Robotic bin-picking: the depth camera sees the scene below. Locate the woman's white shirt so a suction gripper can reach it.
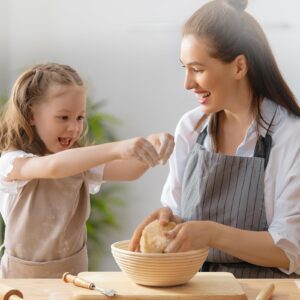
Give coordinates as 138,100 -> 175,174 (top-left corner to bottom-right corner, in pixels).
161,99 -> 300,275
0,150 -> 104,224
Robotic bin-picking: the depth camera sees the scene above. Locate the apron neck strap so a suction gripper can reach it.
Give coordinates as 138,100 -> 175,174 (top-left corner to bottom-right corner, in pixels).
196,126 -> 208,145
254,105 -> 278,169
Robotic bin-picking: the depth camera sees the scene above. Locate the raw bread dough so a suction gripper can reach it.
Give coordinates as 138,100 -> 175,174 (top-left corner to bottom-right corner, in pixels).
140,220 -> 176,253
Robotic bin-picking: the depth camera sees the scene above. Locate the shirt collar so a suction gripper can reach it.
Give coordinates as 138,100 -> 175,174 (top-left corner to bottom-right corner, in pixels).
200,98 -> 281,155
202,98 -> 280,138
256,98 -> 280,137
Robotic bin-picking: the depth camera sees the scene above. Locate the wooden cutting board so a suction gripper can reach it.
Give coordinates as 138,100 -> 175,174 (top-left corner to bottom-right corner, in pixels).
70,272 -> 247,300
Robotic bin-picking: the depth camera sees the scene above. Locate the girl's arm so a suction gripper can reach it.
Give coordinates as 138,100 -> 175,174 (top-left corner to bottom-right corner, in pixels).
164,221 -> 289,269
103,159 -> 148,181
6,137 -> 160,181
103,133 -> 174,181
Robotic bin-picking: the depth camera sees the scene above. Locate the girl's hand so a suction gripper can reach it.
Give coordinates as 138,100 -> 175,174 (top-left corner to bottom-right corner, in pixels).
147,133 -> 174,164
163,221 -> 216,252
128,207 -> 181,252
118,137 -> 160,167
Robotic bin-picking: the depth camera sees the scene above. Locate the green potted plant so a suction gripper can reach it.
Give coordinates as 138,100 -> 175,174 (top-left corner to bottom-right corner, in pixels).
0,96 -> 124,270
84,100 -> 124,269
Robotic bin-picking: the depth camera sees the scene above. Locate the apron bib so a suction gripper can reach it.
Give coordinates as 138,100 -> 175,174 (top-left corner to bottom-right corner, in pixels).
181,116 -> 299,278
1,174 -> 90,278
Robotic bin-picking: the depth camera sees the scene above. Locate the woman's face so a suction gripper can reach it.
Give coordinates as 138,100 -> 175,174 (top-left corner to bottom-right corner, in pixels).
30,84 -> 86,154
180,35 -> 241,114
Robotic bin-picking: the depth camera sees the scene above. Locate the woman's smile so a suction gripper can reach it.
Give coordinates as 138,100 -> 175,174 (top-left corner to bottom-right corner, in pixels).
194,90 -> 211,104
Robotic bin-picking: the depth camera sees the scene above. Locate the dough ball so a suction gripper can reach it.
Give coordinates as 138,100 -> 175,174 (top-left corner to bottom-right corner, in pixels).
140,220 -> 176,253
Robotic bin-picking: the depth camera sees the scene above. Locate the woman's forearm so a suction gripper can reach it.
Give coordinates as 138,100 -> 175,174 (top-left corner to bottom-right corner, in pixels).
210,222 -> 289,269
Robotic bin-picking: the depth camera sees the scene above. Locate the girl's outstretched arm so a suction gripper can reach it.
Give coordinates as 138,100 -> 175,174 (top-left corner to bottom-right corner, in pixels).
103,133 -> 174,181
102,159 -> 149,181
5,137 -> 160,181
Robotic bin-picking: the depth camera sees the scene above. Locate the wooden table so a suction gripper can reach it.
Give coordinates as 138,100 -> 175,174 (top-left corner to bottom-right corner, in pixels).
240,279 -> 300,299
1,272 -> 300,299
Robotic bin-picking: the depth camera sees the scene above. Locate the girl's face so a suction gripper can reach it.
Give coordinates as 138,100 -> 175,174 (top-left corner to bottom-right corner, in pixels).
180,35 -> 242,114
30,84 -> 86,154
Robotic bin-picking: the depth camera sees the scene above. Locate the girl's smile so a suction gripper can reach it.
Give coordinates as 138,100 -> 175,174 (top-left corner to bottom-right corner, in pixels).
58,137 -> 73,149
30,84 -> 86,153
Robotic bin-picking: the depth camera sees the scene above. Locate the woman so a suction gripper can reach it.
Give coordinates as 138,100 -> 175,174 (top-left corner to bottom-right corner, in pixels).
129,0 -> 300,278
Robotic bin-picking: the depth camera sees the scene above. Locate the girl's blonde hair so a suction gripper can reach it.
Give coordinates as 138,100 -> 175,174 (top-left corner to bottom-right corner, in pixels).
0,63 -> 85,155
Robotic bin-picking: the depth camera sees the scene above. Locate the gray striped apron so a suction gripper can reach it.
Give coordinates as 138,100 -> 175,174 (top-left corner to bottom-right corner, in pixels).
181,121 -> 299,278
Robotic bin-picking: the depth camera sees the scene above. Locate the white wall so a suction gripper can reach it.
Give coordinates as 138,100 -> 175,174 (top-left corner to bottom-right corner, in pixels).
1,0 -> 300,270
0,0 -> 10,95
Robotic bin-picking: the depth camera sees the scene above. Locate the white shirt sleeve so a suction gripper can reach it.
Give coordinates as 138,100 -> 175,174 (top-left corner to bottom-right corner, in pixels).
0,150 -> 36,195
84,164 -> 105,195
267,126 -> 300,275
161,107 -> 204,217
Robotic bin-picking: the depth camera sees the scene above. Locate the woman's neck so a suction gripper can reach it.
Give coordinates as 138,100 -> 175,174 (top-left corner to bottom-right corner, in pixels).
216,94 -> 254,155
220,107 -> 253,129
221,86 -> 254,127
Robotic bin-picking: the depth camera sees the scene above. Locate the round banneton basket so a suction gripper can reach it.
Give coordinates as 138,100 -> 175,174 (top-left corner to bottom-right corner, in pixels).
111,240 -> 208,287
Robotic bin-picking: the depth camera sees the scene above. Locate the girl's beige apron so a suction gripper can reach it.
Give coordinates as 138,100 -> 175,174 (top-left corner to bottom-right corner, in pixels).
1,172 -> 98,278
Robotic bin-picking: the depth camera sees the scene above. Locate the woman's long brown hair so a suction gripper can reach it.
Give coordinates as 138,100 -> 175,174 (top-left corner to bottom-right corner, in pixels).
183,0 -> 300,150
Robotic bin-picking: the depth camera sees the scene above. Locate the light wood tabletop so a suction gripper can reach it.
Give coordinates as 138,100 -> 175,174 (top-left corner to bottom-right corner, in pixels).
0,272 -> 299,299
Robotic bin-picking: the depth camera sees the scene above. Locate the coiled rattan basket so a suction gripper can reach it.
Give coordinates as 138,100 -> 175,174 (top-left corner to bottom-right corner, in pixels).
111,240 -> 208,287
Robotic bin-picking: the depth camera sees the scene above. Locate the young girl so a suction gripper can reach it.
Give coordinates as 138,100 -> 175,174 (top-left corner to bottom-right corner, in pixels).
0,62 -> 174,278
130,0 -> 300,278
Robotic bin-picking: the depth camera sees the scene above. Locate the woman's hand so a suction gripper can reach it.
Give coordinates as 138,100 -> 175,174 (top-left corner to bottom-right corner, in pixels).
147,133 -> 174,164
128,207 -> 182,252
164,220 -> 216,252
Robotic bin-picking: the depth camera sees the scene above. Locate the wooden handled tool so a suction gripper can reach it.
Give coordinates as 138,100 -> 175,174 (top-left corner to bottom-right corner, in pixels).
0,282 -> 23,300
63,272 -> 116,297
256,283 -> 275,300
63,272 -> 93,290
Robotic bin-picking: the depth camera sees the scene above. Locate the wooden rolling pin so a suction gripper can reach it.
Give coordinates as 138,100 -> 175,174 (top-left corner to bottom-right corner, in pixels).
0,283 -> 23,300
256,283 -> 275,300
